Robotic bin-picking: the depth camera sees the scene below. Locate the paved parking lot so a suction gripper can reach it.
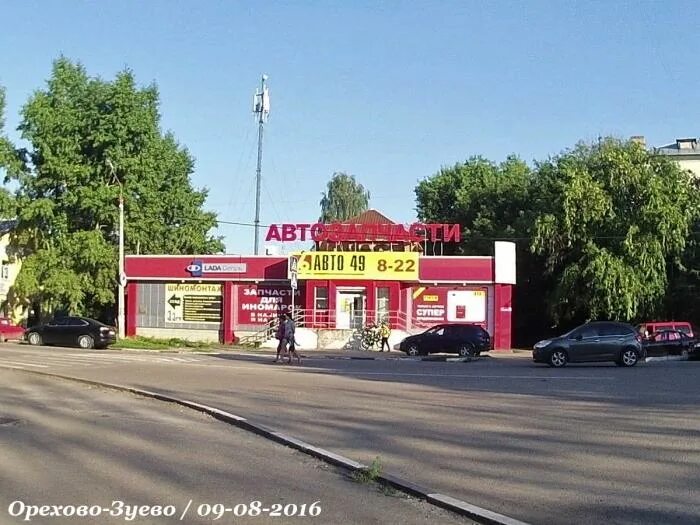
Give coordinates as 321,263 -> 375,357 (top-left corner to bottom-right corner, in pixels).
1,344 -> 699,524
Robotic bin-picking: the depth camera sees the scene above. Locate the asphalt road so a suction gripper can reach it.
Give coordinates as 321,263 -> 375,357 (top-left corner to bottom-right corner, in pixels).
1,344 -> 699,524
0,368 -> 468,525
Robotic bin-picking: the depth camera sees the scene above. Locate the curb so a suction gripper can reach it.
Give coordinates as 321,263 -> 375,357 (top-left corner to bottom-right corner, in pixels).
0,365 -> 530,525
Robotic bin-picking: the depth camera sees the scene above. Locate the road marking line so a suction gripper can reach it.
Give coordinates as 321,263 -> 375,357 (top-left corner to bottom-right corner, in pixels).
0,360 -> 49,368
335,372 -> 615,379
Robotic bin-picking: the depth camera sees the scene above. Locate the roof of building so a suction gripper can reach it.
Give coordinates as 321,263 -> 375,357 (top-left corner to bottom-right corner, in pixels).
345,209 -> 396,225
656,137 -> 700,157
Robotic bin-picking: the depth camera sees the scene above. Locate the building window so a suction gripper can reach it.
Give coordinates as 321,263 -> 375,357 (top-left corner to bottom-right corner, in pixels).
1,262 -> 8,280
314,287 -> 328,310
376,287 -> 390,323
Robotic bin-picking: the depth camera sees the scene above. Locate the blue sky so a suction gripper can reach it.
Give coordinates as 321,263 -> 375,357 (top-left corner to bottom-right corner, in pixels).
1,1 -> 699,254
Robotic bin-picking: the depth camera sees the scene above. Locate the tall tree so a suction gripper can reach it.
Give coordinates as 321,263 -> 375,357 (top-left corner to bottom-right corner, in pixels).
665,180 -> 700,326
416,156 -> 551,344
0,86 -> 20,215
319,172 -> 370,222
6,58 -> 224,318
532,138 -> 696,324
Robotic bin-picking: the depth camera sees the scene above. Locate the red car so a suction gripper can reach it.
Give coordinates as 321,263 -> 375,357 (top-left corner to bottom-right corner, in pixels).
0,317 -> 25,342
637,321 -> 694,339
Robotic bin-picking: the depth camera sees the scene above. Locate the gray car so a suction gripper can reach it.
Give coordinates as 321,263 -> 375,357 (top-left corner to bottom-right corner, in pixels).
533,321 -> 644,367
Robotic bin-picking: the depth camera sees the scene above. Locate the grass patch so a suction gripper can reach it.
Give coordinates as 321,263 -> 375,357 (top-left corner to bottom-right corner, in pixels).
112,336 -> 217,351
353,456 -> 383,484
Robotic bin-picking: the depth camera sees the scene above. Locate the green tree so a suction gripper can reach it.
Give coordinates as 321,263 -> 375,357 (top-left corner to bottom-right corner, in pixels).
416,156 -> 533,254
6,58 -> 223,318
415,156 -> 551,344
665,180 -> 700,326
0,86 -> 19,215
319,172 -> 370,222
532,138 -> 697,324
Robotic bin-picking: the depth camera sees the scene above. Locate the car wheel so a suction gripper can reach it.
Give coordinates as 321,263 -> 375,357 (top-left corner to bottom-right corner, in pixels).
406,345 -> 421,357
620,348 -> 639,367
548,349 -> 568,368
458,344 -> 474,358
27,332 -> 42,346
78,335 -> 94,349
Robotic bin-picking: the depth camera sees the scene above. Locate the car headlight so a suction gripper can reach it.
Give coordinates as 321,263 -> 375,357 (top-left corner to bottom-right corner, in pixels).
534,340 -> 552,349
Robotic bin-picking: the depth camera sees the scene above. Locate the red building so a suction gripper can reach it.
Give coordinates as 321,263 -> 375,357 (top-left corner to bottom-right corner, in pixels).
123,212 -> 516,350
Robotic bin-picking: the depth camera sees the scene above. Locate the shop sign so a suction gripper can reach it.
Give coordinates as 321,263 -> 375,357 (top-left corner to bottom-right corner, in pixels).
294,251 -> 419,281
165,283 -> 222,324
413,287 -> 447,322
186,259 -> 247,277
238,285 -> 300,324
412,287 -> 487,324
266,223 -> 460,243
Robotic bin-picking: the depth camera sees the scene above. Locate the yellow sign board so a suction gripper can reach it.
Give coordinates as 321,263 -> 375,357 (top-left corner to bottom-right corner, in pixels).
165,283 -> 222,324
294,252 -> 419,281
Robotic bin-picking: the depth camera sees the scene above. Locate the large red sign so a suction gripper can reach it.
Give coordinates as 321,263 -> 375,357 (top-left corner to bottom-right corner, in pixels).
237,284 -> 301,325
265,223 -> 460,243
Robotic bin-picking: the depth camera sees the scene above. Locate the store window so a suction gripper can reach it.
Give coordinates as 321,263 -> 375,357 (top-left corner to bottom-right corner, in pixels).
315,287 -> 328,311
376,287 -> 390,323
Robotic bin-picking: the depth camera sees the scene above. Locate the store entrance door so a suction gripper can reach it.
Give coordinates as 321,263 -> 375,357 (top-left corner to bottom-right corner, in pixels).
336,290 -> 366,329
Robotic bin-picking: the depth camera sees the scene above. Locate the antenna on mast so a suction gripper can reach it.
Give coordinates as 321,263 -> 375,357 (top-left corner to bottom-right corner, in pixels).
252,74 -> 270,255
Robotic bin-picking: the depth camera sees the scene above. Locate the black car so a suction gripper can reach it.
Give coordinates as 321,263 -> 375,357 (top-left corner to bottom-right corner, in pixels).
25,316 -> 117,349
533,321 -> 644,367
643,329 -> 697,358
398,324 -> 491,357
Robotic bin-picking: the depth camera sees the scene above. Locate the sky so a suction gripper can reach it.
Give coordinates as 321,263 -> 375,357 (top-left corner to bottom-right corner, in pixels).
1,1 -> 699,254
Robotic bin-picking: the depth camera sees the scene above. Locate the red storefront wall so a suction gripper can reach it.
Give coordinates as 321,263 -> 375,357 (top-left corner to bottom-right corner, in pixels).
124,254 -> 513,349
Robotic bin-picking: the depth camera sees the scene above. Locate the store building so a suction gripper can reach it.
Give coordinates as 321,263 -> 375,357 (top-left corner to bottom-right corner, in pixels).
123,212 -> 516,350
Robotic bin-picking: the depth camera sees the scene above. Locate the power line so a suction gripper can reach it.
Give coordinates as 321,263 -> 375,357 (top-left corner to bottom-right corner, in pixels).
211,218 -> 700,239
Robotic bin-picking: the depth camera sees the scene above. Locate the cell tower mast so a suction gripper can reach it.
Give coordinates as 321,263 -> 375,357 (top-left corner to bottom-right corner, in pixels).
252,74 -> 270,255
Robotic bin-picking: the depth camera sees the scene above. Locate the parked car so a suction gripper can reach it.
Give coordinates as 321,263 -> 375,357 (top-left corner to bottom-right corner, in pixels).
0,317 -> 26,342
533,321 -> 644,367
25,316 -> 117,349
397,324 -> 491,357
637,321 -> 694,339
643,329 -> 697,357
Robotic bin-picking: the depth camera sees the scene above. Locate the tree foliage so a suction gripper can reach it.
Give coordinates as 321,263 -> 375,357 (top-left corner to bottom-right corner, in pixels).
319,172 -> 370,222
415,156 -> 551,342
415,139 -> 700,343
416,156 -> 533,255
0,87 -> 19,216
532,139 -> 696,323
4,58 -> 223,318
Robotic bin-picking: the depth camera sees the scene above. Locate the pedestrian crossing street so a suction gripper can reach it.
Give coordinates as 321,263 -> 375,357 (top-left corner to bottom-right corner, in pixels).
0,350 -> 208,370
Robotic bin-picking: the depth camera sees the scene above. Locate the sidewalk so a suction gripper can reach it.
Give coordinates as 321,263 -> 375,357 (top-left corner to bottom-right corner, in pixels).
111,343 -> 524,361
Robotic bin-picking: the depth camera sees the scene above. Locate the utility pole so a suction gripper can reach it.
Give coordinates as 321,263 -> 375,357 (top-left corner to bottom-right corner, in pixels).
108,159 -> 126,339
118,190 -> 125,339
252,74 -> 270,255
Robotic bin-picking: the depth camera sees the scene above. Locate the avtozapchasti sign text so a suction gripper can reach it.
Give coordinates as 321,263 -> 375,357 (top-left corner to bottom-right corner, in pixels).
265,223 -> 461,243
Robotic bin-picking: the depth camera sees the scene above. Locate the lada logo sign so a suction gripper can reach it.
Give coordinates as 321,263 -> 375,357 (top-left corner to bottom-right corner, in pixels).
186,260 -> 204,277
186,259 -> 247,276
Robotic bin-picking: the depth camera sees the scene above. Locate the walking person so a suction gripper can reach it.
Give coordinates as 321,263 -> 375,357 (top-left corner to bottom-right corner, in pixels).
284,313 -> 302,365
274,314 -> 287,363
380,321 -> 391,352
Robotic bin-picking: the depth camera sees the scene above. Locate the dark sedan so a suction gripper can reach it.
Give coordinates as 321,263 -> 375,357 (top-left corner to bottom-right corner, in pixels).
25,316 -> 117,349
643,329 -> 697,358
397,324 -> 491,357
